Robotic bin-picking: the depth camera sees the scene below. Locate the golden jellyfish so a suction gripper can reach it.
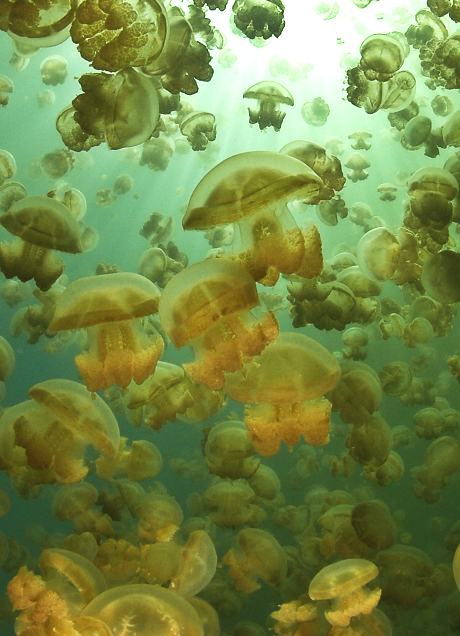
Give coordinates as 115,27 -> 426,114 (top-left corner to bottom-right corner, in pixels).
454,543 -> 460,591
136,492 -> 184,542
47,272 -> 163,392
225,332 -> 341,457
345,152 -> 371,182
0,335 -> 15,382
0,74 -> 13,106
232,0 -> 285,40
308,558 -> 381,627
180,111 -> 217,151
169,529 -> 217,597
378,361 -> 412,397
39,55 -> 68,86
301,97 -> 330,127
0,194 -> 84,292
96,437 -> 163,482
421,250 -> 460,304
158,258 -> 279,390
182,150 -> 324,285
0,149 -> 16,186
351,500 -> 397,551
348,129 -> 372,150
327,361 -> 382,426
81,584 -> 204,636
204,420 -> 260,480
222,528 -> 287,593
356,227 -> 401,282
70,0 -> 168,72
202,479 -> 259,528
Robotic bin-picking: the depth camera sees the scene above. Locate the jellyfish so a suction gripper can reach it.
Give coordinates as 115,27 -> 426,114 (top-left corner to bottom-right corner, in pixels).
223,528 -> 287,593
204,420 -> 260,479
39,55 -> 68,86
348,129 -> 372,150
0,335 -> 15,384
301,97 -> 330,127
0,150 -> 16,186
243,81 -> 294,131
180,111 -> 217,150
308,559 -> 381,627
0,195 -> 84,292
0,74 -> 13,107
421,250 -> 460,304
231,0 -> 285,40
344,152 -> 371,182
158,258 -> 279,390
225,332 -> 341,457
47,272 -> 164,392
182,150 -> 324,284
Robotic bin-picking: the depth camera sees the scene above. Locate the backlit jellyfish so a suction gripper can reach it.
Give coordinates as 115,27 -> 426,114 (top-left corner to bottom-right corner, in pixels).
317,195 -> 348,226
359,33 -> 407,82
70,0 -> 168,72
432,94 -> 454,117
40,149 -> 74,180
0,194 -> 84,292
47,272 -> 164,392
315,1 -> 339,20
202,479 -> 259,528
344,151 -> 370,182
342,327 -> 368,361
0,150 -> 16,186
243,81 -> 294,132
158,258 -> 279,390
377,182 -> 398,201
59,69 -> 160,151
351,501 -> 397,551
0,74 -> 13,106
225,332 -> 341,457
113,174 -> 134,195
81,584 -> 204,636
379,361 -> 412,397
356,227 -> 401,282
376,545 -> 436,607
223,528 -> 287,593
300,97 -> 330,127
348,129 -> 372,150
182,150 -> 324,284
180,111 -> 217,150
141,136 -> 176,171
308,559 -> 381,627
421,251 -> 460,304
39,55 -> 68,86
327,361 -> 382,426
169,530 -> 217,598
0,335 -> 14,390
204,420 -> 260,479
231,0 -> 285,40
413,435 -> 460,503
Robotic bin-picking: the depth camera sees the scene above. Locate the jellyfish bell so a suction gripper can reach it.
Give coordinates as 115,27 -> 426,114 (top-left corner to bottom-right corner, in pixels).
421,250 -> 460,304
356,227 -> 401,281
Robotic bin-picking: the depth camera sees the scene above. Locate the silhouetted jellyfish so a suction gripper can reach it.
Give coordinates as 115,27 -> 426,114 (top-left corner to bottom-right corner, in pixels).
301,97 -> 330,127
56,69 -> 159,153
183,150 -> 324,284
158,258 -> 278,390
0,74 -> 13,106
223,528 -> 287,593
81,584 -> 204,636
376,545 -> 435,607
432,94 -> 454,117
309,559 -> 381,627
232,0 -> 285,41
205,420 -> 260,479
180,111 -> 217,150
225,332 -> 341,457
359,33 -> 407,82
0,150 -> 16,186
379,361 -> 412,397
421,250 -> 460,304
351,501 -> 397,551
0,195 -> 84,291
47,273 -> 163,392
70,0 -> 168,72
243,81 -> 294,131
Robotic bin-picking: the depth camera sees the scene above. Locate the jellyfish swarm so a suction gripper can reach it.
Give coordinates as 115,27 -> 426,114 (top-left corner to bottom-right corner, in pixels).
182,150 -> 324,285
47,272 -> 163,392
225,332 -> 341,457
158,258 -> 279,390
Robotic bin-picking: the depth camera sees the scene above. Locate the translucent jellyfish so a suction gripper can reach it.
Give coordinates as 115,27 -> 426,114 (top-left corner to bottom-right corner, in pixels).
40,149 -> 74,180
81,584 -> 204,636
0,150 -> 16,186
377,182 -> 398,201
0,74 -> 13,107
376,545 -> 435,607
158,258 -> 279,390
70,0 -> 168,72
359,33 -> 407,82
327,361 -> 382,426
0,194 -> 84,291
0,335 -> 15,383
232,0 -> 285,40
351,500 -> 397,550
113,174 -> 134,195
202,479 -> 259,528
243,81 -> 294,131
204,420 -> 260,479
47,272 -> 164,392
344,152 -> 371,182
58,69 -> 160,151
39,55 -> 68,86
182,151 -> 324,284
140,136 -> 176,171
180,111 -> 217,150
225,332 -> 341,457
309,559 -> 381,627
348,129 -> 372,150
356,227 -> 401,281
223,528 -> 287,593
169,530 -> 217,598
96,437 -> 163,482
301,97 -> 330,127
421,250 -> 460,304
342,327 -> 368,361
431,94 -> 454,117
378,361 -> 412,397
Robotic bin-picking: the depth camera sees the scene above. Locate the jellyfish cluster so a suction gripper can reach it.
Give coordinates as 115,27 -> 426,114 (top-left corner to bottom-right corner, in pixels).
3,1 -> 460,636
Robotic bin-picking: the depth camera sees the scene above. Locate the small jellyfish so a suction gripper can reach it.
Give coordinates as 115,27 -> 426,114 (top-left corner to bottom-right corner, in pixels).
40,55 -> 68,86
243,81 -> 294,132
301,97 -> 330,127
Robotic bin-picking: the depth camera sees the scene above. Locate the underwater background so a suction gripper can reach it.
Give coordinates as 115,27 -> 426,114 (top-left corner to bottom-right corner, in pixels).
1,0 -> 460,634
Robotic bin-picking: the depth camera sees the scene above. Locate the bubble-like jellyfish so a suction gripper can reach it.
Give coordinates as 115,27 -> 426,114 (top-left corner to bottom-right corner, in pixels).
48,273 -> 164,392
301,97 -> 330,127
158,258 -> 279,390
225,332 -> 341,457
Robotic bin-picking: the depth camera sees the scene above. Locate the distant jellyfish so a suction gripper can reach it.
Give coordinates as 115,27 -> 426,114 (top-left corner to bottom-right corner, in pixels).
113,174 -> 134,195
243,81 -> 294,131
348,130 -> 372,150
0,150 -> 16,186
40,55 -> 68,86
431,94 -> 454,117
377,183 -> 398,201
0,74 -> 13,107
315,2 -> 339,20
180,112 -> 217,151
301,97 -> 330,127
40,149 -> 74,180
345,152 -> 370,182
0,335 -> 15,383
421,251 -> 460,304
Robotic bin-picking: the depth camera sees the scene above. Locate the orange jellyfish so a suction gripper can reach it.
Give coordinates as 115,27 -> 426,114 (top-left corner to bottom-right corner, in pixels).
158,258 -> 279,390
225,332 -> 341,456
47,272 -> 163,392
